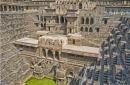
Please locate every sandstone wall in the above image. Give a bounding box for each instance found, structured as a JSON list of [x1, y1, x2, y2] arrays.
[[0, 11, 37, 85]]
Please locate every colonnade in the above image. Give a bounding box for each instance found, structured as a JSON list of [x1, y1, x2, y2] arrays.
[[55, 16, 66, 24], [38, 47, 61, 60], [0, 5, 24, 11]]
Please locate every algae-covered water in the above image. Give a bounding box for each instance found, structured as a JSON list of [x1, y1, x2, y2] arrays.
[[25, 77, 57, 85]]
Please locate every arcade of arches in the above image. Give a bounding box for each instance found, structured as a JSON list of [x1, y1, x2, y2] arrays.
[[81, 17, 94, 25], [40, 48, 61, 60], [80, 27, 99, 33]]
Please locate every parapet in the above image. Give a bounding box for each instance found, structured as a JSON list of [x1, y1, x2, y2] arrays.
[[38, 35, 68, 50]]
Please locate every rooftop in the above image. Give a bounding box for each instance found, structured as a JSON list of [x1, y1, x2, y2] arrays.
[[14, 37, 38, 47], [62, 45, 99, 57], [14, 37, 99, 57]]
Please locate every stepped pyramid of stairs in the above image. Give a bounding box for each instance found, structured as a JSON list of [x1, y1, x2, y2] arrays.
[[69, 17, 130, 85]]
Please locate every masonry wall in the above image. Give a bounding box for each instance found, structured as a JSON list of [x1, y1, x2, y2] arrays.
[[0, 9, 38, 85]]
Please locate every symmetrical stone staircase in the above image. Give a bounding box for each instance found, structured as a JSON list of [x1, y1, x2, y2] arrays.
[[69, 17, 130, 85]]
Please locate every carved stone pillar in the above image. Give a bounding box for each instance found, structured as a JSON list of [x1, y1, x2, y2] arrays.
[[64, 17, 65, 23], [53, 51, 56, 60], [45, 49, 48, 58], [59, 16, 60, 24], [37, 47, 43, 58], [7, 5, 9, 11], [1, 5, 3, 11], [59, 51, 61, 60]]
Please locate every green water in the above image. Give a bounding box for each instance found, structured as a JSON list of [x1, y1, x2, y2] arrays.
[[25, 77, 57, 85]]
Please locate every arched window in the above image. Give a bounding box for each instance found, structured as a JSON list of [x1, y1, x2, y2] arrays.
[[85, 27, 88, 32], [95, 27, 100, 32], [48, 50, 53, 58], [36, 15, 39, 20], [104, 19, 107, 24], [13, 6, 16, 11], [80, 27, 83, 31], [81, 17, 84, 24], [90, 17, 94, 25], [48, 27, 50, 31], [9, 6, 11, 11], [41, 23, 43, 27], [86, 17, 89, 24], [73, 39, 75, 44], [79, 3, 82, 9], [89, 27, 93, 32], [60, 16, 64, 23], [55, 51, 59, 60], [4, 6, 7, 11]]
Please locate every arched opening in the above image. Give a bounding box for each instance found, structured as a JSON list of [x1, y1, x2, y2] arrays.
[[4, 6, 7, 11], [90, 17, 94, 25], [69, 72, 74, 76], [48, 27, 50, 31], [86, 17, 89, 24], [81, 17, 84, 24], [73, 39, 75, 44], [55, 16, 59, 23], [70, 28, 72, 33], [89, 27, 93, 32], [60, 16, 64, 23], [80, 27, 83, 32], [104, 19, 107, 24], [42, 49, 46, 57], [13, 6, 15, 11], [79, 3, 82, 9], [9, 6, 11, 11], [48, 50, 53, 58], [41, 23, 43, 27], [85, 27, 88, 32], [55, 51, 59, 60], [44, 18, 46, 22], [95, 27, 100, 32], [36, 15, 39, 20]]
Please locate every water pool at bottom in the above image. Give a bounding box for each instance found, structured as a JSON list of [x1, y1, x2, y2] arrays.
[[25, 77, 57, 85]]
